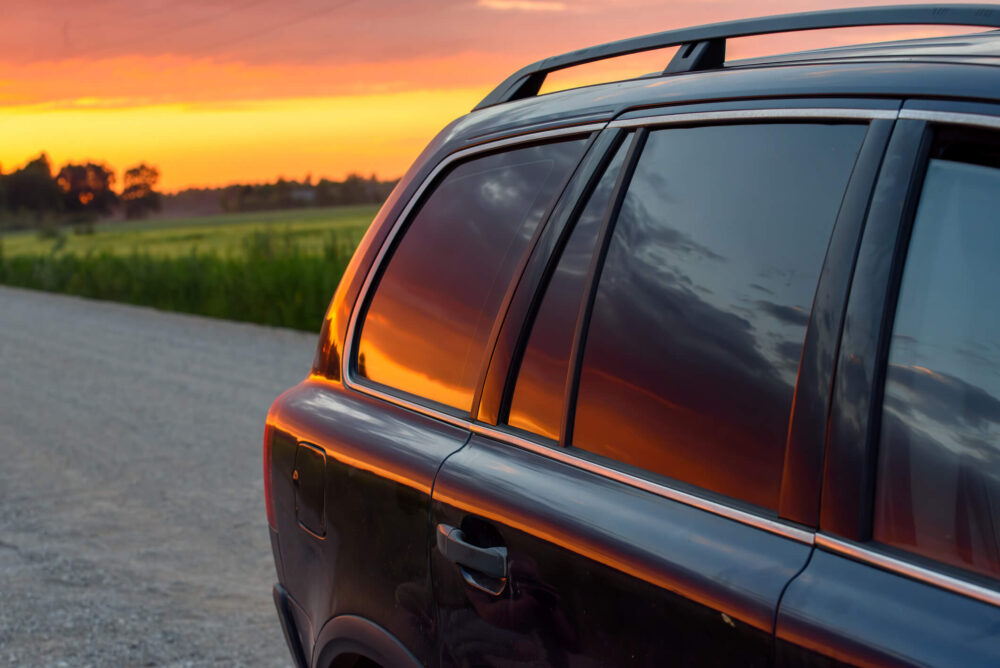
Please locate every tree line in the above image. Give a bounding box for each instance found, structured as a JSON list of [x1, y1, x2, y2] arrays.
[[1, 152, 400, 231], [0, 153, 161, 231], [221, 173, 397, 212]]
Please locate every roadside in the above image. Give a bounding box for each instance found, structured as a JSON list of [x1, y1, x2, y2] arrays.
[[0, 286, 315, 666]]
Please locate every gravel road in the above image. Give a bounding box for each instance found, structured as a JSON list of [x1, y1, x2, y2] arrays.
[[0, 286, 318, 667]]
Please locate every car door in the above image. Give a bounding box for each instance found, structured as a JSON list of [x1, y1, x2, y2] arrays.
[[274, 126, 597, 666], [775, 103, 1000, 665], [429, 104, 896, 666]]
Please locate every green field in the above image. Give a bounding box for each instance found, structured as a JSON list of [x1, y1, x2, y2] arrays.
[[0, 205, 379, 258], [0, 205, 379, 331]]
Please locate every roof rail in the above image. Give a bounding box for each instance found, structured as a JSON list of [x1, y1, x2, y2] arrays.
[[474, 4, 1000, 110]]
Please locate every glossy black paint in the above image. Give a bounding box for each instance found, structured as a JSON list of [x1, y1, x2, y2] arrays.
[[821, 119, 931, 540], [293, 442, 327, 537], [274, 584, 310, 668], [776, 548, 1000, 666], [779, 118, 895, 527], [312, 615, 423, 668], [431, 435, 810, 666], [453, 61, 1000, 156], [268, 30, 1000, 667], [267, 380, 470, 666], [614, 96, 902, 122], [777, 102, 1000, 666]]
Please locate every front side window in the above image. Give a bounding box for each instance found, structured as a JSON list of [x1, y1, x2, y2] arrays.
[[874, 130, 1000, 580], [573, 122, 867, 510], [357, 138, 587, 411]]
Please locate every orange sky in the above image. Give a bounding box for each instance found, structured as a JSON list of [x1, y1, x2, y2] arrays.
[[0, 0, 969, 191]]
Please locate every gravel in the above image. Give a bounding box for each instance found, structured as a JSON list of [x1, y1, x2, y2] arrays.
[[0, 286, 317, 667]]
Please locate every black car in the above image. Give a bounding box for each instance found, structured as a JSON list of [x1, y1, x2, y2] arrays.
[[264, 5, 1000, 666]]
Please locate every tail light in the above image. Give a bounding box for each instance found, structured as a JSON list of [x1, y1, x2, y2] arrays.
[[263, 423, 277, 530]]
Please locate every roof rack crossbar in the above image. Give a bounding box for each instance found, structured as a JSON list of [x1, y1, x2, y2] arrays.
[[474, 3, 1000, 110]]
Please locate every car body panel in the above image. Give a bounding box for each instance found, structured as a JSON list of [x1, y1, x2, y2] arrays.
[[267, 379, 470, 665], [776, 100, 1000, 666], [431, 435, 811, 666], [267, 29, 1000, 667], [776, 547, 1000, 666], [421, 99, 890, 667]]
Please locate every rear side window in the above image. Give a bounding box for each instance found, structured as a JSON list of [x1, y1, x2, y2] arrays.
[[507, 140, 629, 440], [874, 131, 1000, 580], [357, 138, 587, 411], [573, 123, 867, 510]]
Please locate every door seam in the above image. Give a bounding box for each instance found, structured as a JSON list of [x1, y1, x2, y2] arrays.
[[771, 544, 815, 665], [426, 431, 473, 668]]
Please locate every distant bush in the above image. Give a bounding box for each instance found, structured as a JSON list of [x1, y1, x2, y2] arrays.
[[0, 228, 363, 331]]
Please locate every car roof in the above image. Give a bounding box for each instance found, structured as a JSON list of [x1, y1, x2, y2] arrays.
[[436, 28, 1000, 151], [728, 29, 1000, 67]]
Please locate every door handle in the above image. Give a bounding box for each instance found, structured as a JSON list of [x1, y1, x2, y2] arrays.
[[436, 524, 507, 579]]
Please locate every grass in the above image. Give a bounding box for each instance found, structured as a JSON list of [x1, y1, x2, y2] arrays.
[[0, 205, 378, 258], [0, 205, 377, 331]]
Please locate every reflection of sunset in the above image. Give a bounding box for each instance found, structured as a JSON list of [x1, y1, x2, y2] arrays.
[[267, 376, 465, 496], [508, 362, 563, 440], [357, 282, 484, 410], [574, 366, 783, 510], [357, 335, 472, 411]]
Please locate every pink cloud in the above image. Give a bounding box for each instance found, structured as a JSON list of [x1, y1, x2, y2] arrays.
[[476, 0, 568, 11]]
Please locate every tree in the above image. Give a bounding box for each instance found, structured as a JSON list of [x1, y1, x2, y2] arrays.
[[56, 162, 117, 220], [121, 163, 162, 219], [3, 153, 63, 218]]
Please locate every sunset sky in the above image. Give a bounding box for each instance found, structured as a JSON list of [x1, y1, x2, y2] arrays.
[[0, 0, 967, 191]]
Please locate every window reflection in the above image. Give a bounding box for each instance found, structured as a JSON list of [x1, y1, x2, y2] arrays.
[[573, 123, 866, 510], [358, 139, 588, 411], [875, 157, 1000, 580], [508, 141, 629, 439]]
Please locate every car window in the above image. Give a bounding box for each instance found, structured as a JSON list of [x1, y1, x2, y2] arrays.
[[507, 140, 629, 440], [874, 136, 1000, 580], [572, 122, 867, 511], [357, 138, 588, 411]]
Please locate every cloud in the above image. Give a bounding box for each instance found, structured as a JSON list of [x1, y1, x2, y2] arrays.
[[0, 54, 504, 109], [755, 300, 809, 327], [476, 0, 567, 11], [886, 364, 1000, 433]]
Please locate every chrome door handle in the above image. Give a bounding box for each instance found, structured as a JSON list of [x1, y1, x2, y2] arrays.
[[436, 524, 507, 578]]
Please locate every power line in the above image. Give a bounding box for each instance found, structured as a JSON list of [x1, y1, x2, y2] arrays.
[[72, 0, 277, 59], [190, 0, 360, 55]]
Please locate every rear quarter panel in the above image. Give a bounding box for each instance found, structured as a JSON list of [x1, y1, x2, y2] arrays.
[[268, 379, 469, 665]]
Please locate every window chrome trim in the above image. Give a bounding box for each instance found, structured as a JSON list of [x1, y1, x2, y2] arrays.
[[609, 107, 897, 128], [472, 424, 815, 545], [899, 108, 1000, 130], [817, 534, 1000, 608], [341, 108, 900, 550], [349, 378, 474, 431], [347, 375, 815, 544]]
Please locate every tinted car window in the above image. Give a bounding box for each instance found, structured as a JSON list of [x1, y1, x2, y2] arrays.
[[507, 141, 629, 439], [874, 152, 1000, 580], [573, 123, 866, 510], [357, 139, 587, 411]]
